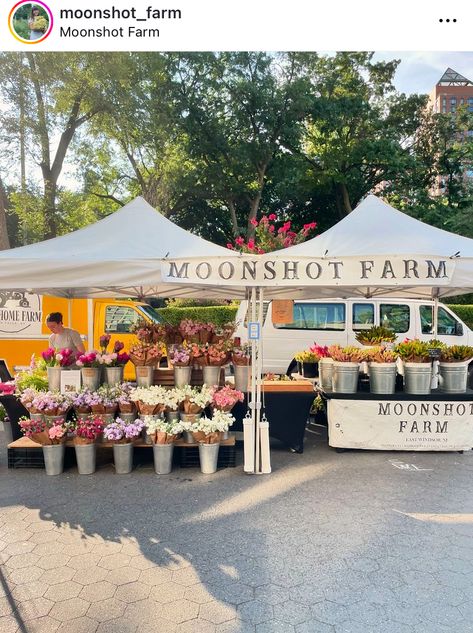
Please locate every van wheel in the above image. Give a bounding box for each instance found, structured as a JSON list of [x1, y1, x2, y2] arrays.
[[286, 359, 297, 377]]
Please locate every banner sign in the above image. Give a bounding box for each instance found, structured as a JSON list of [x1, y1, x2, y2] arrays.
[[0, 291, 43, 337], [163, 256, 455, 287], [328, 398, 473, 451]]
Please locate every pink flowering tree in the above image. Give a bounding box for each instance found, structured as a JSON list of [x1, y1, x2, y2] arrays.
[[227, 214, 317, 253]]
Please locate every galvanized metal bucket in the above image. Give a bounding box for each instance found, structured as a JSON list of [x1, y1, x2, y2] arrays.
[[174, 366, 192, 387], [105, 366, 124, 386], [135, 365, 154, 387], [81, 367, 101, 391], [199, 442, 220, 474], [74, 443, 96, 475], [43, 444, 65, 476], [165, 411, 180, 423], [439, 362, 468, 394], [47, 366, 62, 391], [153, 443, 174, 475], [119, 412, 136, 423], [332, 362, 359, 393], [318, 358, 334, 391], [202, 366, 221, 386], [369, 362, 397, 394], [113, 443, 133, 474], [234, 364, 250, 392], [404, 362, 432, 395]]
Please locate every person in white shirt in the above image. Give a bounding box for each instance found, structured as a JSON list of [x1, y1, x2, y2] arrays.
[[45, 312, 85, 357]]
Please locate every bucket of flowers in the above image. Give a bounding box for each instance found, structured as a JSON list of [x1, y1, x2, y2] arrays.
[[76, 351, 102, 390], [72, 415, 104, 474], [88, 385, 118, 424], [168, 345, 193, 387], [129, 385, 167, 443], [19, 415, 69, 475], [41, 347, 75, 390], [193, 411, 235, 474], [98, 335, 130, 385], [116, 383, 137, 421], [179, 385, 213, 442], [103, 417, 144, 474], [71, 388, 93, 420], [232, 343, 251, 392], [144, 415, 185, 475]]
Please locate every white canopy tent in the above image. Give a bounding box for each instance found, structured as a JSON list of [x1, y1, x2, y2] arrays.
[[163, 195, 473, 300], [0, 197, 246, 300]]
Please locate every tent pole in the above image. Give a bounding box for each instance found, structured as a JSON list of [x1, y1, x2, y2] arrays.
[[257, 286, 271, 473], [431, 291, 440, 389], [254, 287, 262, 474]]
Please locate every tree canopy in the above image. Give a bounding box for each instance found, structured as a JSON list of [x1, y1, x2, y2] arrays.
[[0, 51, 472, 249]]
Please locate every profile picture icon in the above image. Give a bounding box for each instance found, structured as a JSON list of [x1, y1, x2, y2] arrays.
[[9, 1, 53, 43]]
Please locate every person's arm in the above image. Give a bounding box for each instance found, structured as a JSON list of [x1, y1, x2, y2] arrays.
[[71, 330, 86, 354]]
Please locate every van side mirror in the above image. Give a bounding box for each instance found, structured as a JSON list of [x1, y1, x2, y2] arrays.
[[455, 322, 464, 336]]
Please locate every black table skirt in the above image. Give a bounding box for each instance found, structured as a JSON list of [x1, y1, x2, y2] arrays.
[[0, 395, 29, 441], [232, 391, 315, 453]]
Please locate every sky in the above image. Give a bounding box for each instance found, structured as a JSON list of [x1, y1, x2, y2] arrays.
[[373, 51, 473, 95]]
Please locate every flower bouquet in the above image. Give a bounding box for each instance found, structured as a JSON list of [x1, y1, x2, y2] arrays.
[[88, 385, 118, 415], [211, 385, 244, 412], [103, 417, 144, 444], [129, 342, 162, 367], [72, 415, 104, 445], [76, 352, 101, 368], [232, 344, 251, 366], [71, 389, 93, 416], [143, 416, 185, 445], [356, 325, 396, 346], [19, 415, 68, 446], [31, 15, 48, 32], [168, 344, 192, 367], [179, 319, 215, 344], [129, 385, 167, 415], [116, 382, 136, 414], [0, 381, 16, 395], [41, 347, 75, 367], [180, 385, 213, 415]]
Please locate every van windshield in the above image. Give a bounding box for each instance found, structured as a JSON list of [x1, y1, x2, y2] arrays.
[[137, 305, 164, 324]]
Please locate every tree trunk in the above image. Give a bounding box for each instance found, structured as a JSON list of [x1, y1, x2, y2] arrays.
[[227, 200, 238, 237], [340, 182, 353, 214], [0, 176, 11, 250]]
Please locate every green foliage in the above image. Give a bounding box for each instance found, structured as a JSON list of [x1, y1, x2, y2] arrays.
[[294, 350, 320, 363], [165, 298, 237, 308], [440, 345, 473, 362], [448, 305, 473, 330], [394, 340, 432, 363], [12, 19, 29, 40], [355, 326, 396, 345], [157, 306, 238, 327], [15, 366, 48, 393], [0, 404, 6, 423]]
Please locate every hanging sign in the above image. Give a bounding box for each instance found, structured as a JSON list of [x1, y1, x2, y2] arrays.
[[328, 398, 473, 451], [0, 291, 43, 337], [248, 322, 260, 340], [163, 256, 456, 287], [272, 300, 294, 324]]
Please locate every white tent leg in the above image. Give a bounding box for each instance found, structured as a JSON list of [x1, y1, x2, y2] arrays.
[[244, 287, 258, 473], [258, 287, 271, 474], [431, 294, 440, 389]]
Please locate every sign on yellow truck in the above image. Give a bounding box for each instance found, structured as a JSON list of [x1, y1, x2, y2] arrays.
[[0, 291, 163, 380]]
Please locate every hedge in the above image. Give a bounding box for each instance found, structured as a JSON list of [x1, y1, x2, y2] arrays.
[[447, 305, 473, 331], [157, 305, 238, 327]]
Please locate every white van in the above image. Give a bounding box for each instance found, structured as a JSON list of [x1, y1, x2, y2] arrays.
[[235, 298, 473, 374]]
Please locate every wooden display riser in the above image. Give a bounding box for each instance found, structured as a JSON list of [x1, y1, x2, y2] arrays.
[[7, 436, 237, 469]]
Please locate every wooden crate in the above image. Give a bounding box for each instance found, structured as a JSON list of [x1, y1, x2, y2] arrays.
[[261, 380, 314, 393]]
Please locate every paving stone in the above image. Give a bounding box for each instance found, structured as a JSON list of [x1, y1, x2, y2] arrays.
[[96, 617, 138, 633], [237, 600, 273, 625], [16, 597, 54, 621], [160, 599, 199, 624], [207, 582, 254, 606], [139, 620, 177, 633], [1, 530, 33, 545], [98, 553, 131, 570], [69, 554, 102, 570], [256, 621, 296, 633], [273, 601, 312, 626], [56, 616, 99, 633], [41, 566, 76, 585], [10, 581, 46, 602], [73, 567, 110, 586], [172, 567, 203, 586], [45, 582, 83, 602], [8, 566, 43, 585], [114, 582, 150, 604], [215, 620, 255, 633], [183, 584, 214, 604], [104, 566, 141, 586], [176, 621, 216, 633], [49, 598, 91, 621], [310, 601, 349, 626], [79, 582, 116, 603], [37, 553, 71, 570], [289, 584, 325, 606], [3, 541, 35, 556], [87, 598, 126, 622], [344, 601, 388, 626], [91, 542, 123, 557], [129, 556, 156, 570], [0, 615, 19, 633], [296, 622, 334, 633], [254, 585, 288, 606], [22, 616, 61, 633], [123, 599, 164, 623], [200, 602, 237, 624], [150, 582, 185, 604], [5, 553, 40, 569], [0, 601, 12, 618], [140, 567, 173, 586]]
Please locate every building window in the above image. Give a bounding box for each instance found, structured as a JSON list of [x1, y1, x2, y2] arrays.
[[450, 97, 457, 113], [468, 97, 473, 112]]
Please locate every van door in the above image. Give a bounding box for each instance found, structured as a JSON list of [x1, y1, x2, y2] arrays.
[[379, 302, 413, 342], [263, 301, 348, 373], [347, 302, 375, 346], [418, 304, 468, 346]]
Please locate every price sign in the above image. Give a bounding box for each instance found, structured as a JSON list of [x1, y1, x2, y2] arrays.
[[248, 322, 260, 340], [428, 348, 442, 359]]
